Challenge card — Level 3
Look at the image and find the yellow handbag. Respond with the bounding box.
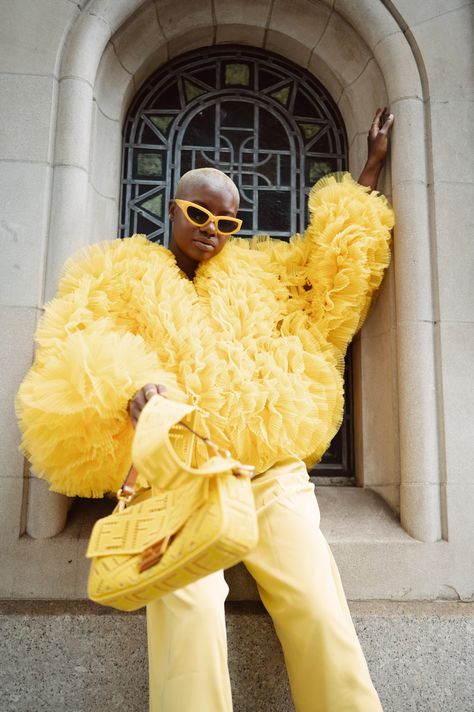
[86,396,258,612]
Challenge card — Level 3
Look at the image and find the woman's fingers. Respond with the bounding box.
[129,401,141,428]
[143,383,159,400]
[128,383,167,427]
[369,107,384,137]
[369,107,394,136]
[380,112,394,134]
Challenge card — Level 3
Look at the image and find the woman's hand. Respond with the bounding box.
[128,383,167,427]
[358,107,394,190]
[367,107,394,164]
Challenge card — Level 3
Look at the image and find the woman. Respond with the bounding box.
[17,108,394,711]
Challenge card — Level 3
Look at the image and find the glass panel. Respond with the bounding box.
[239,209,254,231]
[257,153,278,184]
[258,69,283,91]
[180,152,193,174]
[259,109,289,150]
[238,192,253,209]
[321,430,343,464]
[182,105,215,145]
[156,81,181,110]
[224,130,254,155]
[136,152,163,178]
[240,173,254,188]
[135,182,162,197]
[308,130,331,153]
[298,122,323,140]
[307,160,335,184]
[279,154,291,186]
[195,153,217,169]
[191,67,217,86]
[294,89,322,118]
[150,115,174,136]
[136,213,159,234]
[184,79,208,102]
[221,100,253,128]
[270,84,291,107]
[140,122,165,144]
[258,191,291,233]
[140,194,163,218]
[225,63,250,86]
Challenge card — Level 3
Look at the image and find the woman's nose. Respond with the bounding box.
[202,220,217,235]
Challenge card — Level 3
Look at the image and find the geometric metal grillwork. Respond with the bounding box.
[120,45,352,477]
[121,45,347,242]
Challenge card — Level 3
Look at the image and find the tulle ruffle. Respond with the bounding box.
[304,172,394,353]
[16,319,181,497]
[16,173,394,497]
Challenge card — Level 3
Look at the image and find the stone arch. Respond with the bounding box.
[31,0,441,544]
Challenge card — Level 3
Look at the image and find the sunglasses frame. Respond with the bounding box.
[174,199,242,236]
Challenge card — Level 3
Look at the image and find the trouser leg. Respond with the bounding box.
[146,569,233,712]
[244,459,383,712]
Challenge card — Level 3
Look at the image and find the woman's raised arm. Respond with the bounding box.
[358,107,394,190]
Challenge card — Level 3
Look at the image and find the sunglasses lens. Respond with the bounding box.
[186,205,209,225]
[218,219,240,234]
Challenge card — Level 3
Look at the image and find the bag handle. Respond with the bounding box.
[116,398,241,509]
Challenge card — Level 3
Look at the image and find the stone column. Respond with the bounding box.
[375,33,442,542]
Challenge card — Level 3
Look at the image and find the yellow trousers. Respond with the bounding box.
[146,459,383,711]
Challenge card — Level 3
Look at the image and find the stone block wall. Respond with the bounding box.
[0,0,473,605]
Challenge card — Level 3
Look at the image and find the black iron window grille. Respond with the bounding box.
[120,46,352,479]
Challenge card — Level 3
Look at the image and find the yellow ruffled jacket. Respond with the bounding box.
[16,173,394,497]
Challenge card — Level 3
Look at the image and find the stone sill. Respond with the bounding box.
[225,486,417,600]
[315,486,413,544]
[5,488,462,601]
[57,485,412,545]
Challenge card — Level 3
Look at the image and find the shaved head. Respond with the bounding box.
[175,167,240,206]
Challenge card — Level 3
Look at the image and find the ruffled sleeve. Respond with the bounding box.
[15,238,180,498]
[304,172,394,352]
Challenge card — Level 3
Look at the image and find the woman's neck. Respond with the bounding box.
[168,240,197,280]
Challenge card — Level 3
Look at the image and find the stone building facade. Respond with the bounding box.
[1,1,473,710]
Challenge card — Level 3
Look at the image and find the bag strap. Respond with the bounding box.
[116,397,236,508]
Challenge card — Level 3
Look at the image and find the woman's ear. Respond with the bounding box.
[168,200,176,221]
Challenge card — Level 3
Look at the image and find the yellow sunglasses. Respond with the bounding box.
[174,199,242,236]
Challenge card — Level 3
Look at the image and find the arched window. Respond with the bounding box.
[121,46,352,480]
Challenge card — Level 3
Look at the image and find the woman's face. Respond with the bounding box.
[168,181,240,268]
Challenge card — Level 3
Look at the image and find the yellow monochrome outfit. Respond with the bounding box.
[16,173,394,711]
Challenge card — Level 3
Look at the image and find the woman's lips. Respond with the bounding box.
[192,238,215,252]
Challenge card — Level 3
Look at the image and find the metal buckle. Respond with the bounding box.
[116,487,134,512]
[232,465,255,478]
[138,535,173,572]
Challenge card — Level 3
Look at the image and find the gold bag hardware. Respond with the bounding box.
[86,396,258,611]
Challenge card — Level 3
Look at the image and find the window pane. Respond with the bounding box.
[150,115,174,136]
[221,100,253,128]
[259,110,289,150]
[269,84,291,107]
[120,45,350,475]
[135,152,164,178]
[307,159,337,184]
[182,105,215,145]
[140,194,163,219]
[224,63,250,86]
[258,191,291,233]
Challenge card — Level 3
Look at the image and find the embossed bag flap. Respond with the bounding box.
[85,478,207,558]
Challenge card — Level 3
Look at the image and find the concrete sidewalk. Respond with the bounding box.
[0,600,472,711]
